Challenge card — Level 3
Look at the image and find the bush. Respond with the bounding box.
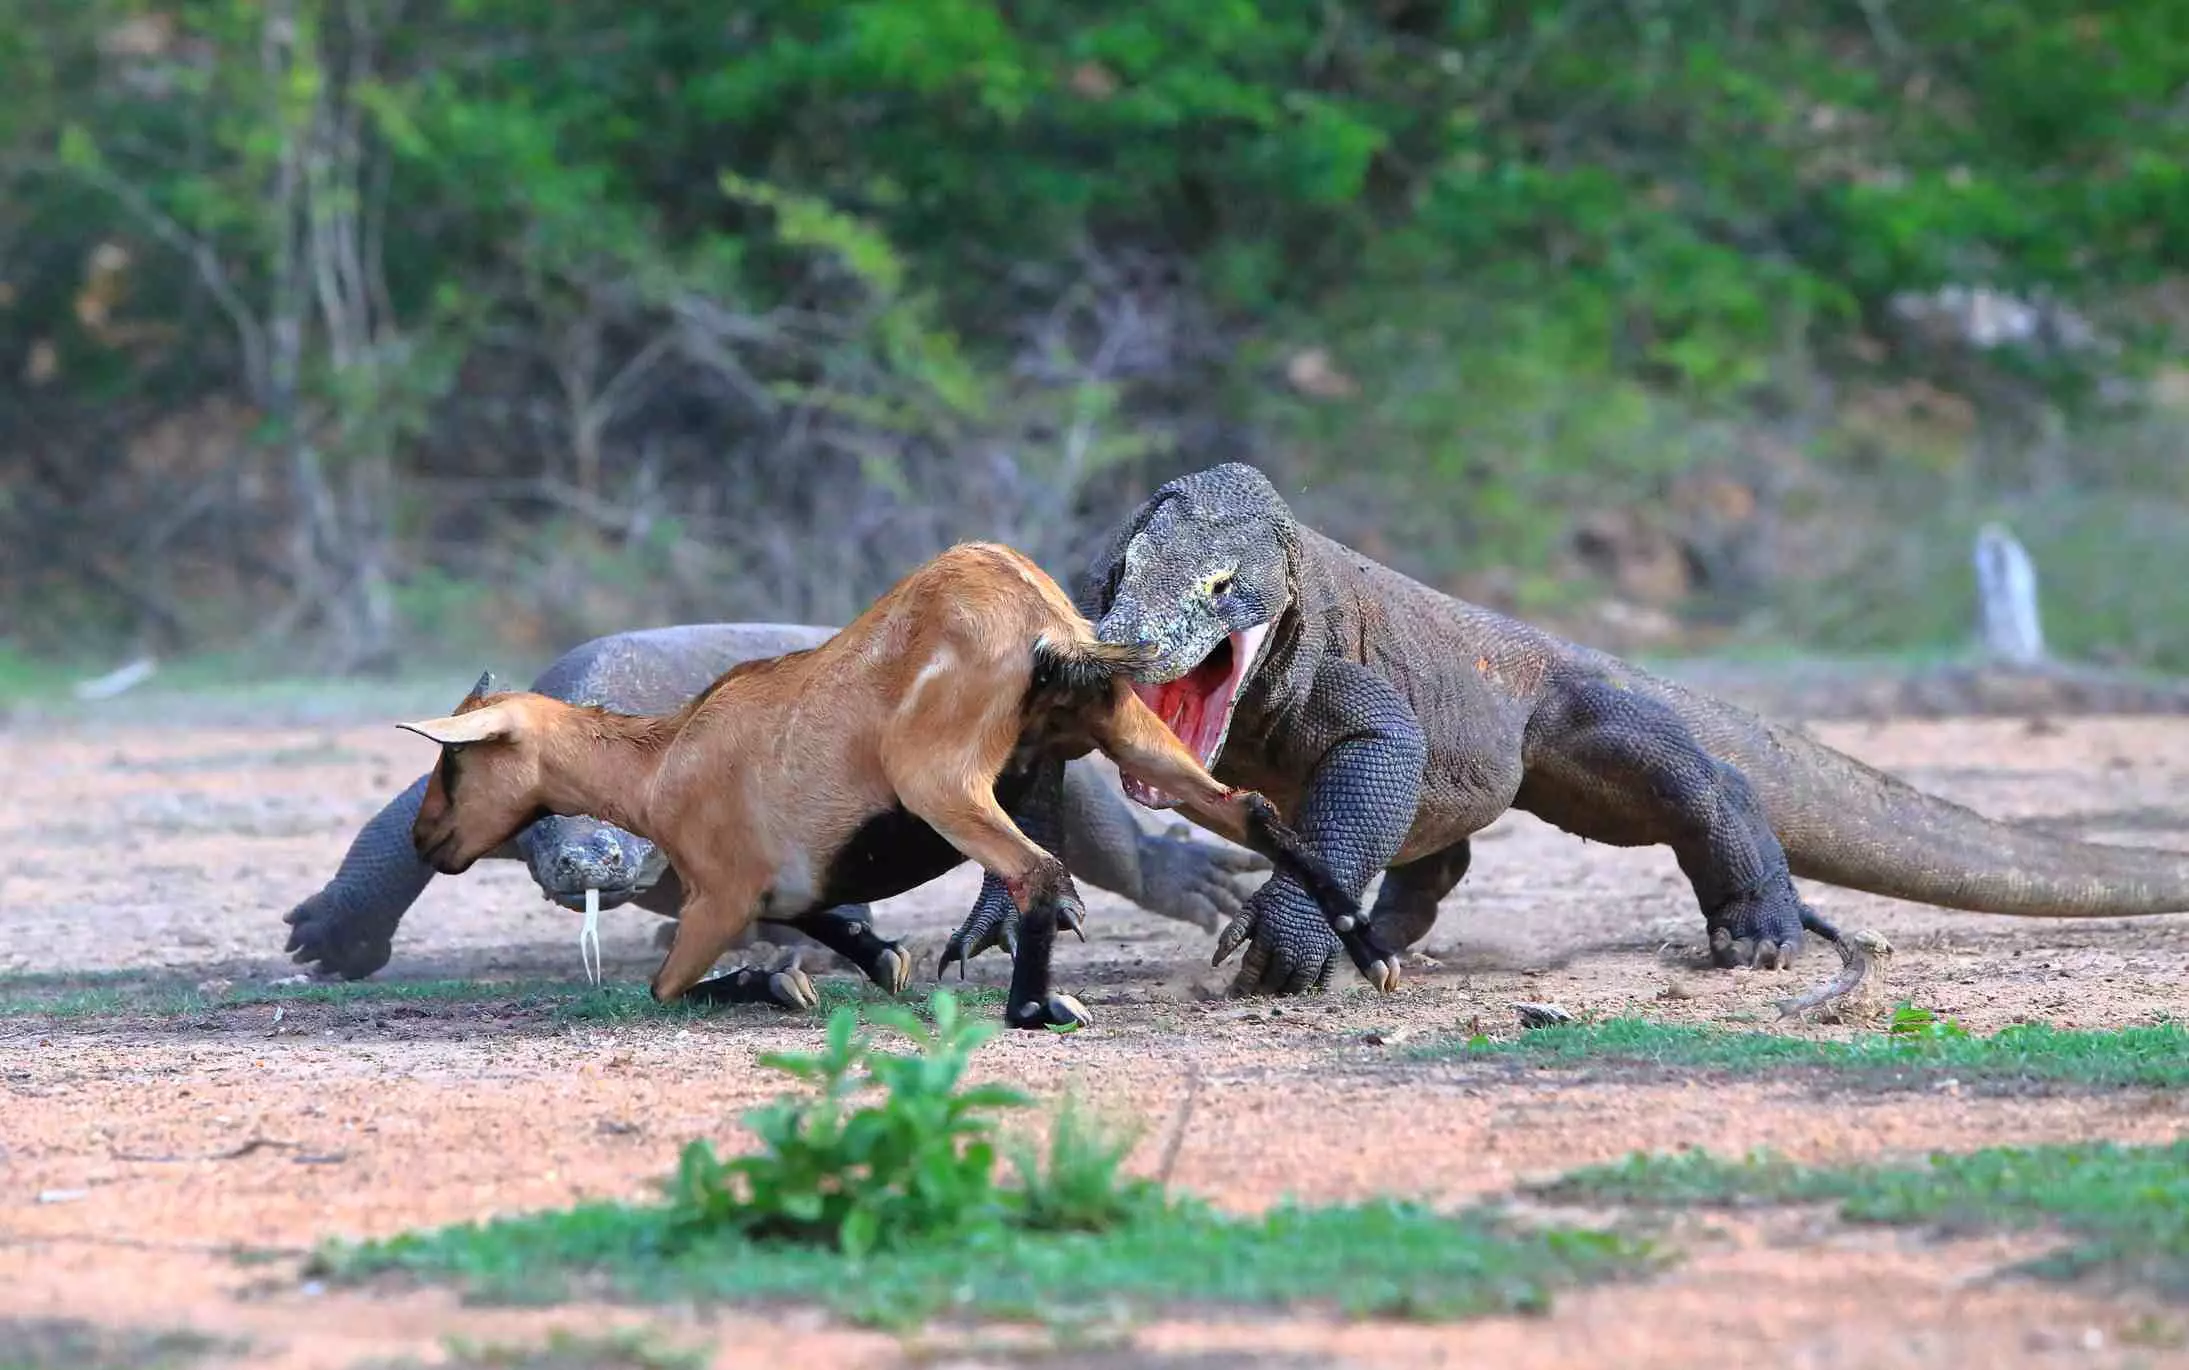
[663,990,1158,1258]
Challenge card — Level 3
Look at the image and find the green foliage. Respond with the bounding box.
[666,992,1031,1256]
[1541,1139,2189,1296]
[316,986,1654,1326]
[319,1187,1651,1330]
[1006,1089,1165,1235]
[1885,1002,1971,1041]
[4,0,2187,663]
[1419,1016,2189,1089]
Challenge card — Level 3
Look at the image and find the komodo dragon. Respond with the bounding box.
[282,623,1269,981]
[946,461,2189,997]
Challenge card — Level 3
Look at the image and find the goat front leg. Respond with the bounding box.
[940,755,1079,980]
[652,875,817,1012]
[895,766,1091,1032]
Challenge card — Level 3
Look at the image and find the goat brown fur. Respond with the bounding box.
[397,541,1359,1029]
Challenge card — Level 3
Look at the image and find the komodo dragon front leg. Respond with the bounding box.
[1213,658,1424,995]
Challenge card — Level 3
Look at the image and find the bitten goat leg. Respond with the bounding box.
[890,766,1091,1031]
[1093,685,1397,990]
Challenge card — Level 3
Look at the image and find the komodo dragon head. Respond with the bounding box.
[1078,462,1295,806]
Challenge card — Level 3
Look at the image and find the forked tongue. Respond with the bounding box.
[579,887,603,987]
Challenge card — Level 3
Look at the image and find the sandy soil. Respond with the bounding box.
[2,707,2186,1368]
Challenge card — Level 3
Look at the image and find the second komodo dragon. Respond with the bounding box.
[283,623,1269,980]
[946,460,2189,997]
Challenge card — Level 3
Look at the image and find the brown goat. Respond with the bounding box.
[396,541,1360,1030]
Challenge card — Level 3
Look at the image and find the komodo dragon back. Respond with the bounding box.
[537,624,837,713]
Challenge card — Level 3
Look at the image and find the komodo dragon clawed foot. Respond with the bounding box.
[1704,872,1814,971]
[683,951,820,1012]
[283,893,396,981]
[937,880,1087,980]
[1213,878,1403,997]
[1140,823,1272,933]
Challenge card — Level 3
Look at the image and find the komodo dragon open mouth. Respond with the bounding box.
[1121,623,1270,810]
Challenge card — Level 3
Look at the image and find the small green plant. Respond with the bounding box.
[666,991,1032,1256]
[317,988,1657,1326]
[1886,1002,1970,1041]
[1007,1089,1164,1234]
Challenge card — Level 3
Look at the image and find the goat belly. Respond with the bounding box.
[815,805,965,908]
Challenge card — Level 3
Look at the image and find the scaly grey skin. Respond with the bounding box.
[282,623,1270,984]
[950,461,2189,997]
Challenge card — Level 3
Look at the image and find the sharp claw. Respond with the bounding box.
[1213,912,1252,967]
[771,969,818,1010]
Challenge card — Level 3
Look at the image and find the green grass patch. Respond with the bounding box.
[0,970,1003,1026]
[315,991,1653,1328]
[0,1318,230,1370]
[318,1192,1648,1329]
[1537,1139,2189,1297]
[362,1328,704,1370]
[1414,1014,2189,1090]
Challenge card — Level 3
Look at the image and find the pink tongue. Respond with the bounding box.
[1124,680,1209,809]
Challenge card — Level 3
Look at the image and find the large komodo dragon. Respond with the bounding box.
[947,461,2189,998]
[283,624,1268,981]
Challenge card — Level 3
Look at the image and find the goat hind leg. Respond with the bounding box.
[651,882,816,1011]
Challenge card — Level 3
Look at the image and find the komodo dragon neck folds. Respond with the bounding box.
[968,460,2189,999]
[283,624,1269,981]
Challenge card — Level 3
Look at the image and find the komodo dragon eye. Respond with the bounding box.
[1206,571,1235,599]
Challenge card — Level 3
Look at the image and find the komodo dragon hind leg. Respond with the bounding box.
[1521,675,1815,971]
[683,950,821,1011]
[773,905,912,994]
[1365,839,1473,953]
[1058,759,1269,933]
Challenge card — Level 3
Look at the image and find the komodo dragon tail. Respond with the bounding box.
[1654,676,2189,918]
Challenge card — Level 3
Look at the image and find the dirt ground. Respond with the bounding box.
[3,699,2187,1369]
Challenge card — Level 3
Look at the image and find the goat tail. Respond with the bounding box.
[1030,633,1161,700]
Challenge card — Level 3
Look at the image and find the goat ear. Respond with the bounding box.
[454,669,498,708]
[398,702,520,747]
